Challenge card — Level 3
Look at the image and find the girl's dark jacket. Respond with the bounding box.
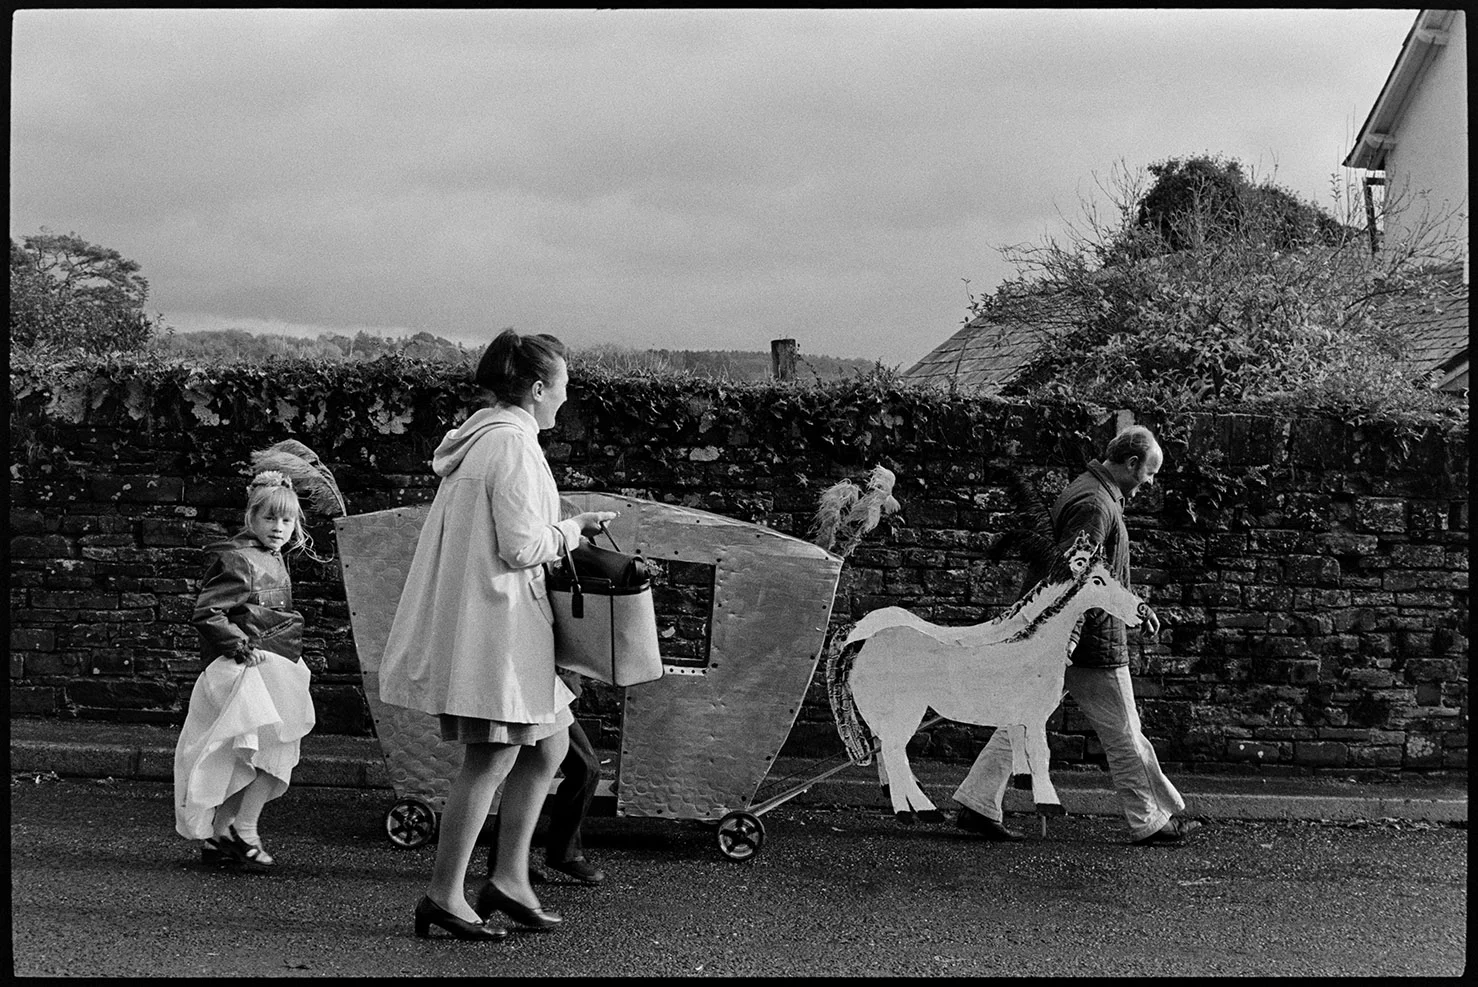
[191,531,305,664]
[1018,461,1132,668]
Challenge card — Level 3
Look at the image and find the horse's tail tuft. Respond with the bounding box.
[824,621,874,765]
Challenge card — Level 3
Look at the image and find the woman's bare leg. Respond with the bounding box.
[489,728,569,907]
[427,742,519,922]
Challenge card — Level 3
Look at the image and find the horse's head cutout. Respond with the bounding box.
[1064,531,1099,576]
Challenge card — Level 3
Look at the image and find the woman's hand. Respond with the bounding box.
[243,649,271,667]
[572,510,620,535]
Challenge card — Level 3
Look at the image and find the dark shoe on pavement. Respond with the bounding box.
[1133,817,1203,846]
[413,895,509,941]
[546,856,606,885]
[222,825,275,872]
[954,807,1025,842]
[473,879,563,930]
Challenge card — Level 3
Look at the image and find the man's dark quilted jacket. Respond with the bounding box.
[1018,461,1132,668]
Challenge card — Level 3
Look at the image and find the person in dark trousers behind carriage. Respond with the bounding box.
[953,425,1202,846]
[377,329,617,941]
[486,668,606,887]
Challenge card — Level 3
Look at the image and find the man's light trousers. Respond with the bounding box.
[951,664,1184,840]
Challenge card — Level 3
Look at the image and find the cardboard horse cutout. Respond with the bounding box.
[827,532,1148,822]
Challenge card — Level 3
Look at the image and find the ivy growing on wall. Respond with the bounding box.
[10,352,1467,510]
[10,352,476,477]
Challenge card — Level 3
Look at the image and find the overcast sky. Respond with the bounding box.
[10,8,1417,368]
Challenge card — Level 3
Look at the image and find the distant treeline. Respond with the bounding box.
[155,329,473,364]
[154,329,884,380]
[573,342,883,379]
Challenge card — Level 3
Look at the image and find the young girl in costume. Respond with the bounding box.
[174,463,330,871]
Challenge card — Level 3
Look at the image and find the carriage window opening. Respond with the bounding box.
[647,558,715,668]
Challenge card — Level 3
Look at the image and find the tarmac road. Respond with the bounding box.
[9,775,1466,977]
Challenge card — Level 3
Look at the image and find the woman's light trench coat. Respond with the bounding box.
[378,404,582,723]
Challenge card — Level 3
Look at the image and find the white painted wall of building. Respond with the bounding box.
[1384,11,1468,260]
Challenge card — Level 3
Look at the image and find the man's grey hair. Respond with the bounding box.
[1104,425,1160,464]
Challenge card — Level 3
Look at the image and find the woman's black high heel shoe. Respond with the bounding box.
[475,880,563,930]
[414,895,509,941]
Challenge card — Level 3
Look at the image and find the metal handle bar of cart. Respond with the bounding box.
[717,714,952,861]
[747,714,949,818]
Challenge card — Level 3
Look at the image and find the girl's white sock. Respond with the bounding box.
[211,809,236,842]
[232,772,276,847]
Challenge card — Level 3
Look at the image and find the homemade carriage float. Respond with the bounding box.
[335,492,848,860]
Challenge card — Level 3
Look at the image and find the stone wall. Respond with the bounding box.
[8,359,1469,776]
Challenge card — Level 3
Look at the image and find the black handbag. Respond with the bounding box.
[544,525,663,686]
[547,531,650,616]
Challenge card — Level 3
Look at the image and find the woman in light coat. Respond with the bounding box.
[379,329,615,941]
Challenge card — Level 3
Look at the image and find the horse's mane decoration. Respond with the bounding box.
[825,531,1147,823]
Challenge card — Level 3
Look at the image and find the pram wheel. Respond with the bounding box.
[386,796,439,848]
[716,810,765,861]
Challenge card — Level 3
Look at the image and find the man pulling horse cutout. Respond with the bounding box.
[953,425,1201,846]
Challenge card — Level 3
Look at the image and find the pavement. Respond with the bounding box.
[8,716,1466,826]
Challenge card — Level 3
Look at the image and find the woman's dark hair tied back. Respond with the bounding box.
[474,328,567,405]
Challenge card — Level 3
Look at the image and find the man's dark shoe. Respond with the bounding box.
[1132,817,1202,846]
[954,807,1024,842]
[546,856,606,885]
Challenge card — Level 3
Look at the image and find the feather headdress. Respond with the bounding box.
[811,465,901,559]
[249,439,347,517]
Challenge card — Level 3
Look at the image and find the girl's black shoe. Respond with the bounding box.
[223,826,275,872]
[474,879,563,930]
[413,896,509,941]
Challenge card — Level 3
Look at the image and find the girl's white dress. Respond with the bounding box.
[174,530,315,841]
[173,651,315,839]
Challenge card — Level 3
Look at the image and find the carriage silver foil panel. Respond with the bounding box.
[335,506,462,811]
[336,495,842,821]
[563,494,843,821]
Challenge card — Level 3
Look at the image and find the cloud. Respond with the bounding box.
[10,8,1419,365]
